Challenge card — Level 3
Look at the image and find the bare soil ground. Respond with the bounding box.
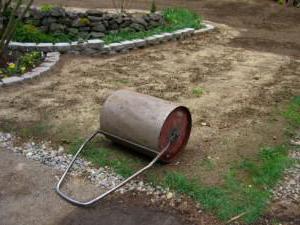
[0,0,299,223]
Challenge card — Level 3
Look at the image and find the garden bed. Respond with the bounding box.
[0,52,60,86]
[0,51,44,80]
[7,6,212,55]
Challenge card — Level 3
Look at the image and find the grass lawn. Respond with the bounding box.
[68,96,300,223]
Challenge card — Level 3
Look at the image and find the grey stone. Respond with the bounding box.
[49,23,65,32]
[72,18,85,27]
[88,16,103,22]
[89,32,105,39]
[41,17,57,26]
[120,40,135,49]
[31,66,48,73]
[145,36,158,45]
[86,10,103,17]
[115,16,123,24]
[51,7,66,17]
[149,13,163,21]
[107,43,123,52]
[54,43,71,52]
[132,39,146,48]
[79,26,90,32]
[67,28,79,35]
[66,11,77,19]
[82,48,98,55]
[130,23,145,32]
[87,39,104,50]
[152,34,165,43]
[2,76,24,85]
[101,46,111,54]
[108,21,119,30]
[36,43,54,52]
[22,71,40,80]
[132,17,147,27]
[92,23,106,32]
[58,17,72,26]
[161,32,173,41]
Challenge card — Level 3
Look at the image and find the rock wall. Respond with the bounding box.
[24,7,165,39]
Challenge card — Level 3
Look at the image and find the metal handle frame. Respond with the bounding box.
[55,130,170,207]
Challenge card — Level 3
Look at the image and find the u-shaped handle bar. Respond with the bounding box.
[55,130,170,207]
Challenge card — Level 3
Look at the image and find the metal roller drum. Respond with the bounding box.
[100,90,192,162]
[56,89,192,206]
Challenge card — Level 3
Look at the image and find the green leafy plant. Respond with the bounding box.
[150,0,156,13]
[40,3,54,12]
[0,51,42,77]
[103,7,202,44]
[163,7,202,29]
[14,23,74,43]
[192,87,205,97]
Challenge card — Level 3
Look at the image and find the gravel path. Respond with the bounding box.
[0,132,183,204]
[271,138,300,223]
[0,144,190,225]
[1,131,299,224]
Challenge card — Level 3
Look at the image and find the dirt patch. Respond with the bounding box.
[1,23,299,185]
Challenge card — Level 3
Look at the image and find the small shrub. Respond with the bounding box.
[163,7,202,29]
[40,4,55,13]
[14,23,74,43]
[192,87,205,97]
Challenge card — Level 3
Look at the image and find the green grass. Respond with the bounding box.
[163,7,202,30]
[40,4,55,13]
[164,145,291,223]
[104,8,203,44]
[282,96,300,126]
[68,138,138,178]
[192,87,205,97]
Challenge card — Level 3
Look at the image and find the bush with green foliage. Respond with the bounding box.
[40,3,54,12]
[14,23,74,43]
[163,7,202,29]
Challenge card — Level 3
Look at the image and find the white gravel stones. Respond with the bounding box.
[272,149,300,205]
[0,132,176,201]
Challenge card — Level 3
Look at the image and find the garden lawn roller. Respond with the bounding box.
[56,89,192,206]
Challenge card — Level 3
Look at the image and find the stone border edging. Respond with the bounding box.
[0,52,60,87]
[8,23,215,54]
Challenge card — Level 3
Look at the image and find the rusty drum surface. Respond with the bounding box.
[100,90,192,162]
